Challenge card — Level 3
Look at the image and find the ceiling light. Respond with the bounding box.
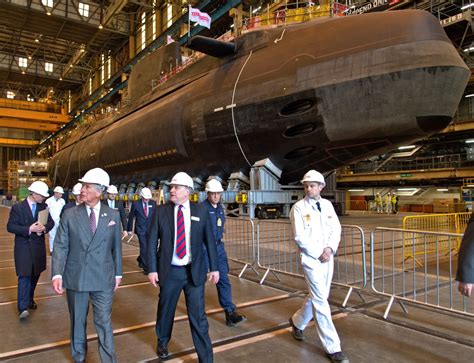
[461,3,474,10]
[252,6,261,14]
[397,188,417,191]
[398,145,416,150]
[59,77,63,81]
[437,188,449,192]
[28,55,32,60]
[46,11,51,16]
[465,93,474,97]
[348,189,365,192]
[99,24,103,29]
[466,139,474,143]
[21,71,25,74]
[69,64,73,68]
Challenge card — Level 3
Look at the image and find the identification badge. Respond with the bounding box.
[304,214,311,222]
[191,216,200,221]
[217,218,222,227]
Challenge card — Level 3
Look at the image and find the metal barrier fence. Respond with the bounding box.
[370,227,472,319]
[255,220,367,307]
[402,212,471,265]
[223,218,257,277]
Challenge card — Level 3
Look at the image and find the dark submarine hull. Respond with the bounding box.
[50,10,470,186]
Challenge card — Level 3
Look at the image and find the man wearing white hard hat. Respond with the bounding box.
[46,186,66,253]
[52,168,122,363]
[60,183,83,217]
[200,178,246,327]
[127,186,157,273]
[147,172,219,362]
[7,181,54,320]
[103,185,127,239]
[288,170,349,363]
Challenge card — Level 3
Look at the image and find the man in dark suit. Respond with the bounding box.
[7,181,54,320]
[60,182,83,217]
[127,187,157,273]
[104,185,127,239]
[147,172,219,362]
[52,168,122,363]
[457,214,474,297]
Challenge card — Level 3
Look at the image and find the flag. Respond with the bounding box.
[189,6,211,29]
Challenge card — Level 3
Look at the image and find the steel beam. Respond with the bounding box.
[0,118,60,132]
[337,168,474,183]
[0,138,39,147]
[0,107,69,123]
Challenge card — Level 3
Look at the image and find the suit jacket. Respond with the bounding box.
[127,199,157,235]
[52,203,122,291]
[147,202,218,286]
[457,214,474,283]
[102,199,127,231]
[60,201,77,218]
[7,199,54,276]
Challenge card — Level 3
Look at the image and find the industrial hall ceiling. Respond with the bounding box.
[0,0,154,101]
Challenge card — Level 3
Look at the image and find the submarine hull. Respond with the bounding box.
[49,10,470,185]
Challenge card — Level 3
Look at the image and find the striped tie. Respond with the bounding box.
[176,205,186,259]
[89,207,97,234]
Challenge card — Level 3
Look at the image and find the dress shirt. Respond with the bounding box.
[108,200,115,209]
[171,200,191,266]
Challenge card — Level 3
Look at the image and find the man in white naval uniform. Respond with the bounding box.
[288,170,349,363]
[46,186,66,253]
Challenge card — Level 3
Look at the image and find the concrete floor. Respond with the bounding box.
[0,206,472,362]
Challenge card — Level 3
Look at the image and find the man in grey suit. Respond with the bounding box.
[52,168,122,363]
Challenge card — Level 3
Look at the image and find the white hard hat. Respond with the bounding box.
[53,186,64,194]
[170,172,194,189]
[205,179,224,192]
[28,181,49,198]
[107,185,118,194]
[140,187,152,199]
[78,168,110,187]
[300,170,325,186]
[72,183,82,195]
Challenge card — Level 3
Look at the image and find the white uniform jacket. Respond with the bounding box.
[290,197,341,263]
[46,197,66,223]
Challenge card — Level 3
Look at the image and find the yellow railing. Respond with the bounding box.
[402,212,471,265]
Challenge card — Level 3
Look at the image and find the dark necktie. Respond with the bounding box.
[144,202,148,217]
[176,205,186,259]
[316,201,321,212]
[31,203,36,217]
[89,207,97,234]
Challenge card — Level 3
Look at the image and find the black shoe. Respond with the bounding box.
[137,257,143,269]
[225,311,246,327]
[326,351,349,363]
[18,310,29,320]
[288,317,305,341]
[28,301,37,310]
[157,345,170,360]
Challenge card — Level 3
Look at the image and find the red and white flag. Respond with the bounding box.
[189,6,211,29]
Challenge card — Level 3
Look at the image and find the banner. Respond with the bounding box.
[189,6,211,29]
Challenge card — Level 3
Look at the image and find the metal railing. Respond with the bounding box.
[402,213,471,265]
[370,227,471,319]
[223,217,258,277]
[255,220,367,307]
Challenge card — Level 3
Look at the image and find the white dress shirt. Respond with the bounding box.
[87,202,101,226]
[171,200,191,266]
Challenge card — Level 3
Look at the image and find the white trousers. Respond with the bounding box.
[48,222,59,252]
[292,257,341,354]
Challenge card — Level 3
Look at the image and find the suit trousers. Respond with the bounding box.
[137,233,148,271]
[66,289,117,363]
[204,243,236,312]
[292,257,341,354]
[17,273,40,312]
[157,265,213,363]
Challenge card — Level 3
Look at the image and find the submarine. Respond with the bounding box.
[49,10,470,186]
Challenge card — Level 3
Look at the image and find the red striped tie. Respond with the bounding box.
[176,205,186,259]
